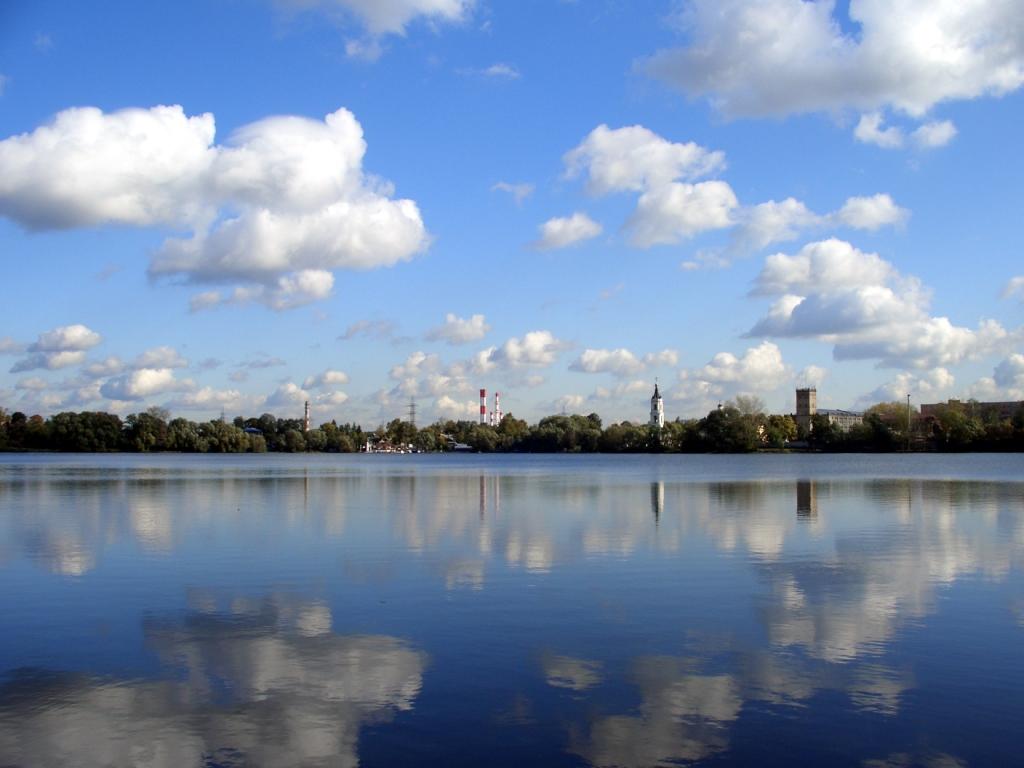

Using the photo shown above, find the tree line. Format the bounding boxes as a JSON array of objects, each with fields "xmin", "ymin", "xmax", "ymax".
[{"xmin": 1, "ymin": 398, "xmax": 1022, "ymax": 454}]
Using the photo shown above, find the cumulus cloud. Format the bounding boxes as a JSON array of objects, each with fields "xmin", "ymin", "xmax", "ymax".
[
  {"xmin": 570, "ymin": 347, "xmax": 678, "ymax": 377},
  {"xmin": 266, "ymin": 382, "xmax": 311, "ymax": 409},
  {"xmin": 855, "ymin": 112, "xmax": 906, "ymax": 149},
  {"xmin": 570, "ymin": 348, "xmax": 645, "ymax": 377},
  {"xmin": 478, "ymin": 63, "xmax": 520, "ymax": 79},
  {"xmin": 189, "ymin": 270, "xmax": 336, "ymax": 311},
  {"xmin": 0, "ymin": 105, "xmax": 427, "ymax": 309},
  {"xmin": 533, "ymin": 212, "xmax": 602, "ymax": 250},
  {"xmin": 748, "ymin": 239, "xmax": 1022, "ymax": 368},
  {"xmin": 15, "ymin": 377, "xmax": 47, "ymax": 391},
  {"xmin": 339, "ymin": 319, "xmax": 398, "ymax": 341},
  {"xmin": 797, "ymin": 365, "xmax": 828, "ymax": 388},
  {"xmin": 966, "ymin": 354, "xmax": 1024, "ymax": 401},
  {"xmin": 912, "ymin": 120, "xmax": 958, "ymax": 149},
  {"xmin": 562, "ymin": 123, "xmax": 903, "ymax": 256},
  {"xmin": 167, "ymin": 386, "xmax": 258, "ymax": 413},
  {"xmin": 237, "ymin": 354, "xmax": 287, "ymax": 369},
  {"xmin": 491, "ymin": 181, "xmax": 533, "ymax": 204},
  {"xmin": 644, "ymin": 0, "xmax": 1024, "ymax": 130},
  {"xmin": 133, "ymin": 346, "xmax": 188, "ymax": 369},
  {"xmin": 286, "ymin": 0, "xmax": 471, "ymax": 41},
  {"xmin": 628, "ymin": 180, "xmax": 737, "ymax": 247},
  {"xmin": 485, "ymin": 330, "xmax": 570, "ymax": 368},
  {"xmin": 303, "ymin": 370, "xmax": 350, "ymax": 389},
  {"xmin": 434, "ymin": 395, "xmax": 480, "ymax": 420},
  {"xmin": 644, "ymin": 349, "xmax": 679, "ymax": 367},
  {"xmin": 858, "ymin": 368, "xmax": 956, "ymax": 406},
  {"xmin": 833, "ymin": 194, "xmax": 909, "ymax": 231},
  {"xmin": 1002, "ymin": 276, "xmax": 1024, "ymax": 301},
  {"xmin": 671, "ymin": 341, "xmax": 791, "ymax": 415},
  {"xmin": 553, "ymin": 394, "xmax": 586, "ymax": 413},
  {"xmin": 726, "ymin": 193, "xmax": 908, "ymax": 256},
  {"xmin": 564, "ymin": 124, "xmax": 724, "ymax": 195},
  {"xmin": 10, "ymin": 324, "xmax": 102, "ymax": 372},
  {"xmin": 425, "ymin": 313, "xmax": 490, "ymax": 344},
  {"xmin": 591, "ymin": 379, "xmax": 650, "ymax": 401},
  {"xmin": 0, "ymin": 337, "xmax": 24, "ymax": 355},
  {"xmin": 100, "ymin": 368, "xmax": 193, "ymax": 401}
]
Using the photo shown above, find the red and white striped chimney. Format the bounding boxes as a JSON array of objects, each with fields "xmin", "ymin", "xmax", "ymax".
[
  {"xmin": 494, "ymin": 392, "xmax": 501, "ymax": 425},
  {"xmin": 479, "ymin": 389, "xmax": 487, "ymax": 424}
]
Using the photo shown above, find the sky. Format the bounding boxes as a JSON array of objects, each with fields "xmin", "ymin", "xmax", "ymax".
[{"xmin": 1, "ymin": 0, "xmax": 1023, "ymax": 427}]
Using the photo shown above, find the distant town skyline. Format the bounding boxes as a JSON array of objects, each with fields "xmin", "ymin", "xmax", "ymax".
[{"xmin": 1, "ymin": 1, "xmax": 1022, "ymax": 426}]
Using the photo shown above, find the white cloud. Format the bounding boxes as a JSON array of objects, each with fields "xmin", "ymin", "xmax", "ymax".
[
  {"xmin": 491, "ymin": 181, "xmax": 533, "ymax": 204},
  {"xmin": 858, "ymin": 368, "xmax": 956, "ymax": 406},
  {"xmin": 188, "ymin": 291, "xmax": 222, "ymax": 313},
  {"xmin": 434, "ymin": 395, "xmax": 480, "ymax": 420},
  {"xmin": 570, "ymin": 348, "xmax": 645, "ymax": 376},
  {"xmin": 303, "ymin": 370, "xmax": 350, "ymax": 389},
  {"xmin": 670, "ymin": 341, "xmax": 791, "ymax": 415},
  {"xmin": 729, "ymin": 198, "xmax": 821, "ymax": 253},
  {"xmin": 290, "ymin": 0, "xmax": 471, "ymax": 38},
  {"xmin": 167, "ymin": 386, "xmax": 258, "ymax": 413},
  {"xmin": 186, "ymin": 270, "xmax": 335, "ymax": 311},
  {"xmin": 994, "ymin": 354, "xmax": 1024, "ymax": 395},
  {"xmin": 912, "ymin": 119, "xmax": 958, "ymax": 149},
  {"xmin": 591, "ymin": 379, "xmax": 649, "ymax": 400},
  {"xmin": 553, "ymin": 394, "xmax": 585, "ymax": 412},
  {"xmin": 644, "ymin": 349, "xmax": 679, "ymax": 367},
  {"xmin": 315, "ymin": 391, "xmax": 350, "ymax": 407},
  {"xmin": 833, "ymin": 194, "xmax": 909, "ymax": 231},
  {"xmin": 697, "ymin": 341, "xmax": 790, "ymax": 388},
  {"xmin": 564, "ymin": 124, "xmax": 724, "ymax": 195},
  {"xmin": 339, "ymin": 319, "xmax": 397, "ymax": 341},
  {"xmin": 100, "ymin": 368, "xmax": 193, "ymax": 401},
  {"xmin": 481, "ymin": 63, "xmax": 520, "ymax": 79},
  {"xmin": 0, "ymin": 106, "xmax": 427, "ymax": 309},
  {"xmin": 0, "ymin": 337, "xmax": 24, "ymax": 354},
  {"xmin": 15, "ymin": 377, "xmax": 47, "ymax": 391},
  {"xmin": 797, "ymin": 365, "xmax": 828, "ymax": 388},
  {"xmin": 488, "ymin": 330, "xmax": 569, "ymax": 368},
  {"xmin": 644, "ymin": 0, "xmax": 1024, "ymax": 119},
  {"xmin": 133, "ymin": 346, "xmax": 188, "ymax": 369},
  {"xmin": 751, "ymin": 239, "xmax": 899, "ymax": 296},
  {"xmin": 0, "ymin": 105, "xmax": 214, "ymax": 229},
  {"xmin": 1001, "ymin": 276, "xmax": 1024, "ymax": 300},
  {"xmin": 854, "ymin": 112, "xmax": 905, "ymax": 149},
  {"xmin": 389, "ymin": 351, "xmax": 441, "ymax": 380},
  {"xmin": 749, "ymin": 239, "xmax": 1022, "ymax": 368},
  {"xmin": 627, "ymin": 180, "xmax": 737, "ymax": 247},
  {"xmin": 9, "ymin": 324, "xmax": 102, "ymax": 372},
  {"xmin": 533, "ymin": 212, "xmax": 602, "ymax": 250},
  {"xmin": 426, "ymin": 313, "xmax": 490, "ymax": 344},
  {"xmin": 266, "ymin": 382, "xmax": 311, "ymax": 409}
]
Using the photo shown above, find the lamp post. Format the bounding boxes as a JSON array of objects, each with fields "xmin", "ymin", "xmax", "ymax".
[{"xmin": 906, "ymin": 393, "xmax": 911, "ymax": 452}]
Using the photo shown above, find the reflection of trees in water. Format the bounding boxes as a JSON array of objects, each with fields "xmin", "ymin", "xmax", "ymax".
[{"xmin": 0, "ymin": 595, "xmax": 426, "ymax": 767}]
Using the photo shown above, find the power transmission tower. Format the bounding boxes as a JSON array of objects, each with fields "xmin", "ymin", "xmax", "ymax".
[{"xmin": 407, "ymin": 397, "xmax": 417, "ymax": 428}]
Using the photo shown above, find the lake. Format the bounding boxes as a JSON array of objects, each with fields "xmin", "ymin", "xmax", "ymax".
[{"xmin": 1, "ymin": 453, "xmax": 1022, "ymax": 767}]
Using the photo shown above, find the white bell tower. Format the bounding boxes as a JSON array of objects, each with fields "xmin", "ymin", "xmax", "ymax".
[{"xmin": 650, "ymin": 381, "xmax": 665, "ymax": 428}]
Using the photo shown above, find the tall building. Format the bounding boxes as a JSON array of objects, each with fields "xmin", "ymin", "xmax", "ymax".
[
  {"xmin": 795, "ymin": 387, "xmax": 863, "ymax": 432},
  {"xmin": 795, "ymin": 387, "xmax": 817, "ymax": 432},
  {"xmin": 650, "ymin": 382, "xmax": 665, "ymax": 428}
]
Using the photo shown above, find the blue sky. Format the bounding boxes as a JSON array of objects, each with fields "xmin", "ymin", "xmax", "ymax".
[{"xmin": 1, "ymin": 0, "xmax": 1022, "ymax": 426}]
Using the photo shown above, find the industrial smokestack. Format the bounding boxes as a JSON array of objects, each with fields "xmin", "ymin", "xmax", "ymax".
[
  {"xmin": 479, "ymin": 389, "xmax": 487, "ymax": 425},
  {"xmin": 304, "ymin": 401, "xmax": 311, "ymax": 432},
  {"xmin": 494, "ymin": 392, "xmax": 502, "ymax": 426}
]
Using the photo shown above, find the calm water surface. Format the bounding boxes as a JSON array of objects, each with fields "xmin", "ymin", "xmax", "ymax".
[{"xmin": 1, "ymin": 453, "xmax": 1023, "ymax": 767}]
